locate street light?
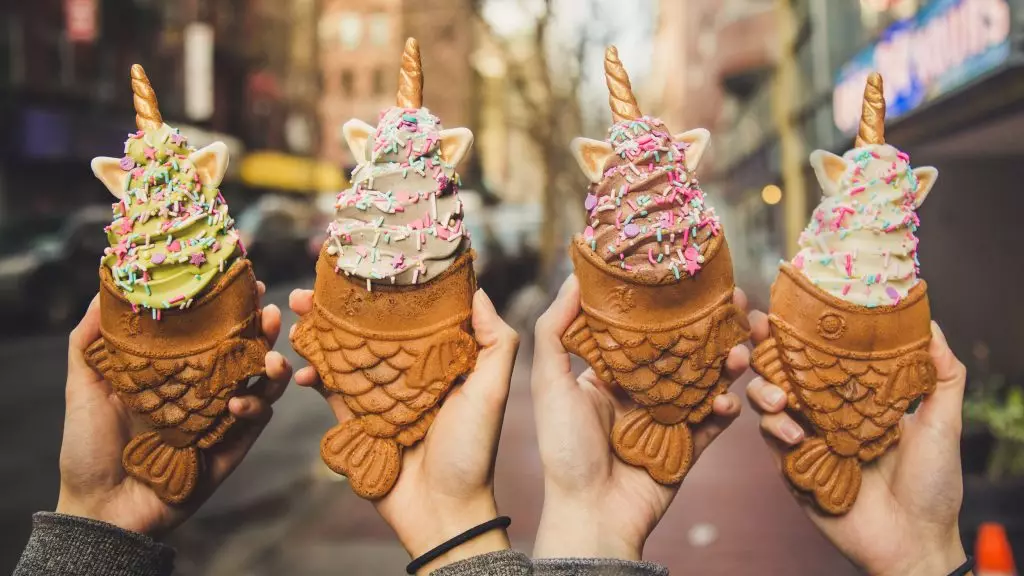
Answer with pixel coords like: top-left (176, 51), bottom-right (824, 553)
top-left (761, 184), bottom-right (782, 205)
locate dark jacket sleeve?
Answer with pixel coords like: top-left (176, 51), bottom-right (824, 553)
top-left (13, 512), bottom-right (175, 576)
top-left (533, 558), bottom-right (669, 576)
top-left (430, 550), bottom-right (533, 575)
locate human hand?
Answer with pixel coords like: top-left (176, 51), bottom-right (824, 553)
top-left (747, 312), bottom-right (967, 576)
top-left (289, 288), bottom-right (520, 575)
top-left (55, 282), bottom-right (292, 539)
top-left (531, 275), bottom-right (750, 561)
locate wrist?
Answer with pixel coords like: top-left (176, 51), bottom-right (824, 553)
top-left (56, 487), bottom-right (156, 538)
top-left (534, 500), bottom-right (644, 562)
top-left (874, 532), bottom-right (967, 576)
top-left (399, 496), bottom-right (510, 575)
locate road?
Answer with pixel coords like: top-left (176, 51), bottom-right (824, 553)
top-left (1, 278), bottom-right (858, 575)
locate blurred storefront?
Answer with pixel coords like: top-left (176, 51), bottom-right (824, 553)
top-left (0, 0), bottom-right (323, 225)
top-left (720, 0), bottom-right (1024, 371)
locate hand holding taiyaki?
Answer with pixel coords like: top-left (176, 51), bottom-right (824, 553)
top-left (748, 312), bottom-right (969, 576)
top-left (290, 288), bottom-right (519, 572)
top-left (55, 295), bottom-right (291, 536)
top-left (532, 275), bottom-right (750, 561)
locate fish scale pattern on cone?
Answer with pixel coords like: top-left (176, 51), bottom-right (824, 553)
top-left (291, 248), bottom-right (477, 499)
top-left (751, 264), bottom-right (936, 514)
top-left (85, 259), bottom-right (269, 504)
top-left (562, 236), bottom-right (748, 485)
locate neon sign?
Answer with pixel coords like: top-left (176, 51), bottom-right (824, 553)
top-left (833, 0), bottom-right (1011, 134)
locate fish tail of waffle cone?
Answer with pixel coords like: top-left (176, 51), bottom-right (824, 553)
top-left (750, 263), bottom-right (937, 515)
top-left (84, 258), bottom-right (269, 504)
top-left (561, 236), bottom-right (749, 485)
top-left (291, 246), bottom-right (478, 499)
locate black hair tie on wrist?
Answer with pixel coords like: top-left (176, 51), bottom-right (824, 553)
top-left (405, 516), bottom-right (511, 575)
top-left (948, 555), bottom-right (974, 576)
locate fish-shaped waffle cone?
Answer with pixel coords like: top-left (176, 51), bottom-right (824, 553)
top-left (562, 235), bottom-right (748, 484)
top-left (750, 264), bottom-right (936, 514)
top-left (85, 259), bottom-right (269, 504)
top-left (291, 246), bottom-right (478, 499)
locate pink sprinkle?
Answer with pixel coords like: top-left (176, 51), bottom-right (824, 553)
top-left (167, 240), bottom-right (181, 253)
top-left (584, 226), bottom-right (595, 240)
top-left (584, 194), bottom-right (597, 211)
top-left (169, 295), bottom-right (185, 304)
top-left (793, 253), bottom-right (805, 269)
top-left (684, 259), bottom-right (701, 275)
top-left (849, 185), bottom-right (866, 195)
top-left (844, 253), bottom-right (853, 277)
top-left (648, 247), bottom-right (657, 265)
top-left (842, 284), bottom-right (852, 296)
top-left (144, 147), bottom-right (157, 160)
top-left (886, 286), bottom-right (901, 302)
top-left (623, 223), bottom-right (640, 238)
top-left (151, 252), bottom-right (166, 264)
top-left (626, 199), bottom-right (638, 211)
top-left (683, 246), bottom-right (698, 261)
top-left (354, 246), bottom-right (369, 257)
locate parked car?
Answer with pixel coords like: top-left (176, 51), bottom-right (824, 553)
top-left (0, 207), bottom-right (112, 330)
top-left (236, 195), bottom-right (318, 285)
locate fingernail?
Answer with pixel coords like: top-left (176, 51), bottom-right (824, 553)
top-left (780, 421), bottom-right (804, 444)
top-left (764, 386), bottom-right (785, 408)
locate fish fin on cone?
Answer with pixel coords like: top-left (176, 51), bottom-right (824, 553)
top-left (612, 408), bottom-right (693, 485)
top-left (562, 313), bottom-right (615, 383)
top-left (784, 437), bottom-right (862, 515)
top-left (291, 315), bottom-right (328, 384)
top-left (752, 337), bottom-right (797, 405)
top-left (122, 431), bottom-right (200, 504)
top-left (321, 419), bottom-right (401, 499)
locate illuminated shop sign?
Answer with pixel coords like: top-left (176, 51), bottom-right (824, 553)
top-left (833, 0), bottom-right (1012, 134)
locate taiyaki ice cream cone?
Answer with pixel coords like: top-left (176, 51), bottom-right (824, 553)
top-left (750, 73), bottom-right (939, 515)
top-left (291, 38), bottom-right (478, 499)
top-left (84, 65), bottom-right (269, 504)
top-left (561, 47), bottom-right (749, 485)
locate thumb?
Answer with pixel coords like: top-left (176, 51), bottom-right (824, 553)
top-left (917, 321), bottom-right (967, 435)
top-left (67, 295), bottom-right (102, 383)
top-left (531, 275), bottom-right (579, 390)
top-left (466, 289), bottom-right (520, 405)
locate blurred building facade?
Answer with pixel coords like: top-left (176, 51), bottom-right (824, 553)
top-left (0, 0), bottom-right (329, 225)
top-left (318, 0), bottom-right (477, 177)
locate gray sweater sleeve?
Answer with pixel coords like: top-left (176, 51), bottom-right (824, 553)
top-left (14, 512), bottom-right (175, 576)
top-left (430, 550), bottom-right (533, 575)
top-left (533, 558), bottom-right (668, 576)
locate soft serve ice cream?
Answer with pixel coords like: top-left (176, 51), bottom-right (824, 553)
top-left (103, 124), bottom-right (239, 315)
top-left (326, 106), bottom-right (469, 287)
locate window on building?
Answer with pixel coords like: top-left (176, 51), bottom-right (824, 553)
top-left (338, 13), bottom-right (363, 50)
top-left (368, 14), bottom-right (389, 46)
top-left (371, 68), bottom-right (385, 96)
top-left (341, 69), bottom-right (354, 97)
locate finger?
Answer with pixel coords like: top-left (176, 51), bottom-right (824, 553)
top-left (749, 310), bottom-right (770, 344)
top-left (760, 412), bottom-right (805, 446)
top-left (257, 281), bottom-right (266, 297)
top-left (289, 289), bottom-right (314, 316)
top-left (208, 401), bottom-right (273, 481)
top-left (229, 396), bottom-right (272, 421)
top-left (693, 392), bottom-right (742, 457)
top-left (261, 304), bottom-right (282, 348)
top-left (67, 295), bottom-right (102, 382)
top-left (723, 344), bottom-right (750, 381)
top-left (916, 322), bottom-right (967, 434)
top-left (254, 351), bottom-right (292, 404)
top-left (733, 287), bottom-right (750, 315)
top-left (746, 377), bottom-right (788, 414)
top-left (466, 290), bottom-right (520, 405)
top-left (532, 275), bottom-right (579, 389)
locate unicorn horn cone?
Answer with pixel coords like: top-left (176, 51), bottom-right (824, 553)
top-left (131, 64), bottom-right (163, 131)
top-left (396, 37), bottom-right (423, 108)
top-left (605, 45), bottom-right (641, 123)
top-left (855, 72), bottom-right (885, 148)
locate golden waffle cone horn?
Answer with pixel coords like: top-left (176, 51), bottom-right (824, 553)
top-left (854, 72), bottom-right (885, 148)
top-left (131, 64), bottom-right (163, 131)
top-left (605, 46), bottom-right (641, 123)
top-left (396, 37), bottom-right (423, 108)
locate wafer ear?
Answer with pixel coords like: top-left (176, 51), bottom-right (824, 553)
top-left (438, 127), bottom-right (474, 167)
top-left (673, 128), bottom-right (711, 172)
top-left (343, 119), bottom-right (375, 164)
top-left (190, 142), bottom-right (229, 188)
top-left (912, 166), bottom-right (937, 208)
top-left (91, 157), bottom-right (129, 199)
top-left (810, 150), bottom-right (848, 197)
top-left (571, 137), bottom-right (614, 183)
